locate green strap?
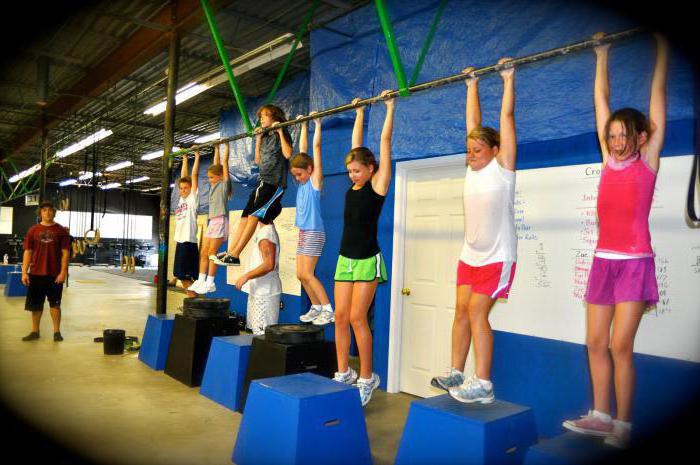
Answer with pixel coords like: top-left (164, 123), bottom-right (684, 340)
top-left (265, 0), bottom-right (320, 105)
top-left (200, 0), bottom-right (253, 135)
top-left (409, 0), bottom-right (447, 86)
top-left (375, 0), bottom-right (410, 96)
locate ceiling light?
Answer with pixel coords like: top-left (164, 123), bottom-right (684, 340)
top-left (101, 182), bottom-right (121, 190)
top-left (141, 147), bottom-right (181, 161)
top-left (8, 163), bottom-right (40, 183)
top-left (78, 171), bottom-right (102, 181)
top-left (144, 34), bottom-right (300, 116)
top-left (55, 129), bottom-right (113, 159)
top-left (59, 179), bottom-right (78, 187)
top-left (126, 176), bottom-right (149, 184)
top-left (194, 132), bottom-right (220, 144)
top-left (105, 161), bottom-right (133, 172)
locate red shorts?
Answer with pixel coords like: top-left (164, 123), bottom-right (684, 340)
top-left (457, 260), bottom-right (516, 299)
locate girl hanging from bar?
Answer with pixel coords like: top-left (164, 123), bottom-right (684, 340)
top-left (562, 32), bottom-right (668, 449)
top-left (333, 90), bottom-right (395, 407)
top-left (292, 112), bottom-right (334, 326)
top-left (431, 57), bottom-right (518, 405)
top-left (189, 143), bottom-right (231, 295)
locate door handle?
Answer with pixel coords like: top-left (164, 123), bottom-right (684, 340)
top-left (401, 288), bottom-right (411, 296)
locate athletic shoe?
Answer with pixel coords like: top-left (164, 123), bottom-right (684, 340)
top-left (200, 281), bottom-right (216, 294)
top-left (53, 332), bottom-right (63, 342)
top-left (356, 373), bottom-right (381, 407)
top-left (431, 368), bottom-right (465, 391)
top-left (22, 331), bottom-right (40, 341)
top-left (299, 307), bottom-right (321, 323)
top-left (312, 309), bottom-right (334, 326)
top-left (209, 253), bottom-right (240, 266)
top-left (562, 411), bottom-right (614, 437)
top-left (333, 367), bottom-right (358, 385)
top-left (188, 279), bottom-right (206, 294)
top-left (604, 421), bottom-right (631, 448)
top-left (448, 377), bottom-right (495, 404)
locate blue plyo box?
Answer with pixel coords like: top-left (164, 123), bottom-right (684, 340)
top-left (4, 272), bottom-right (27, 297)
top-left (395, 394), bottom-right (538, 465)
top-left (200, 334), bottom-right (254, 411)
top-left (523, 432), bottom-right (620, 465)
top-left (0, 264), bottom-right (18, 284)
top-left (232, 372), bottom-right (371, 465)
top-left (138, 314), bottom-right (176, 370)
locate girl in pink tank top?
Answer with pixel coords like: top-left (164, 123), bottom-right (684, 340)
top-left (563, 33), bottom-right (668, 449)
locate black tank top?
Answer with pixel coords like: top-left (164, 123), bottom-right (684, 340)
top-left (339, 182), bottom-right (385, 259)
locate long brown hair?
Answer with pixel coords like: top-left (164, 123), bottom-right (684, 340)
top-left (256, 104), bottom-right (287, 123)
top-left (344, 147), bottom-right (377, 173)
top-left (604, 108), bottom-right (650, 156)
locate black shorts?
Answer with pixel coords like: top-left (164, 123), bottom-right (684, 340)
top-left (174, 242), bottom-right (199, 281)
top-left (242, 182), bottom-right (284, 224)
top-left (25, 275), bottom-right (64, 311)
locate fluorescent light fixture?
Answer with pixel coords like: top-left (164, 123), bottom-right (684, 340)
top-left (101, 182), bottom-right (121, 190)
top-left (59, 179), bottom-right (78, 187)
top-left (194, 132), bottom-right (220, 144)
top-left (142, 186), bottom-right (162, 192)
top-left (144, 34), bottom-right (300, 116)
top-left (55, 129), bottom-right (113, 159)
top-left (170, 183), bottom-right (175, 188)
top-left (9, 163), bottom-right (41, 183)
top-left (141, 146), bottom-right (181, 161)
top-left (126, 176), bottom-right (149, 184)
top-left (78, 171), bottom-right (102, 181)
top-left (105, 161), bottom-right (133, 172)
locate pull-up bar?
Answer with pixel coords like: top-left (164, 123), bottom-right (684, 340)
top-left (168, 28), bottom-right (642, 159)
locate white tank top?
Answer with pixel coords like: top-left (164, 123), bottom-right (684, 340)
top-left (460, 157), bottom-right (517, 266)
top-left (242, 224), bottom-right (282, 296)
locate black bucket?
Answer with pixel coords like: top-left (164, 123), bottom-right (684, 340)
top-left (103, 329), bottom-right (126, 355)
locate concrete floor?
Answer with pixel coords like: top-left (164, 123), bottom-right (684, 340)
top-left (0, 265), bottom-right (416, 465)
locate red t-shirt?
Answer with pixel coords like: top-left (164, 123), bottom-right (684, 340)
top-left (23, 223), bottom-right (70, 276)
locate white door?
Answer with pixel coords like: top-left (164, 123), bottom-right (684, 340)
top-left (398, 165), bottom-right (476, 398)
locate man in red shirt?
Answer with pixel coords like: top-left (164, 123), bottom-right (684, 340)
top-left (21, 201), bottom-right (70, 341)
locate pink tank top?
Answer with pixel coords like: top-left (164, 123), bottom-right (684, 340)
top-left (595, 154), bottom-right (656, 257)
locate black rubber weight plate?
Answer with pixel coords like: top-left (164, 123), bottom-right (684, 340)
top-left (182, 307), bottom-right (229, 319)
top-left (265, 324), bottom-right (323, 345)
top-left (183, 298), bottom-right (230, 311)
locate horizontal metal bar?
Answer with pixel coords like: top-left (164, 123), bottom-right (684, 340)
top-left (168, 27), bottom-right (642, 158)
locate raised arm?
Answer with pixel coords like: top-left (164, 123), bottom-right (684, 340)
top-left (311, 112), bottom-right (323, 189)
top-left (180, 150), bottom-right (189, 178)
top-left (272, 122), bottom-right (293, 159)
top-left (351, 98), bottom-right (365, 149)
top-left (254, 127), bottom-right (262, 165)
top-left (297, 115), bottom-right (308, 154)
top-left (372, 90), bottom-right (395, 196)
top-left (593, 32), bottom-right (612, 162)
top-left (191, 147), bottom-right (200, 193)
top-left (221, 142), bottom-right (230, 183)
top-left (643, 33), bottom-right (668, 171)
top-left (213, 143), bottom-right (221, 165)
top-left (464, 67), bottom-right (481, 136)
top-left (497, 58), bottom-right (517, 171)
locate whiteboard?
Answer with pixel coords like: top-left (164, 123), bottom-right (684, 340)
top-left (0, 207), bottom-right (12, 234)
top-left (226, 207), bottom-right (301, 296)
top-left (488, 155), bottom-right (700, 363)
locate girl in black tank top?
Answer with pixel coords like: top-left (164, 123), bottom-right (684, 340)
top-left (332, 91), bottom-right (395, 407)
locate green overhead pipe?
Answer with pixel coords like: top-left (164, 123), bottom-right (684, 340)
top-left (375, 0), bottom-right (410, 96)
top-left (200, 0), bottom-right (253, 135)
top-left (409, 0), bottom-right (447, 86)
top-left (265, 0), bottom-right (320, 105)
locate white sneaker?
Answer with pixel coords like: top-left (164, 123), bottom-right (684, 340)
top-left (299, 307), bottom-right (321, 323)
top-left (333, 367), bottom-right (358, 385)
top-left (356, 373), bottom-right (381, 407)
top-left (312, 309), bottom-right (334, 326)
top-left (201, 281), bottom-right (216, 294)
top-left (188, 279), bottom-right (205, 294)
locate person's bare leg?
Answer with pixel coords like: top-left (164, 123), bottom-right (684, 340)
top-left (451, 285), bottom-right (473, 370)
top-left (334, 281), bottom-right (353, 373)
top-left (610, 301), bottom-right (644, 422)
top-left (49, 306), bottom-right (61, 333)
top-left (298, 255), bottom-right (329, 305)
top-left (226, 217), bottom-right (248, 254)
top-left (349, 280), bottom-right (379, 379)
top-left (31, 310), bottom-right (42, 332)
top-left (587, 303), bottom-right (615, 415)
top-left (466, 293), bottom-right (497, 380)
top-left (206, 237), bottom-right (225, 276)
top-left (230, 216), bottom-right (259, 257)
